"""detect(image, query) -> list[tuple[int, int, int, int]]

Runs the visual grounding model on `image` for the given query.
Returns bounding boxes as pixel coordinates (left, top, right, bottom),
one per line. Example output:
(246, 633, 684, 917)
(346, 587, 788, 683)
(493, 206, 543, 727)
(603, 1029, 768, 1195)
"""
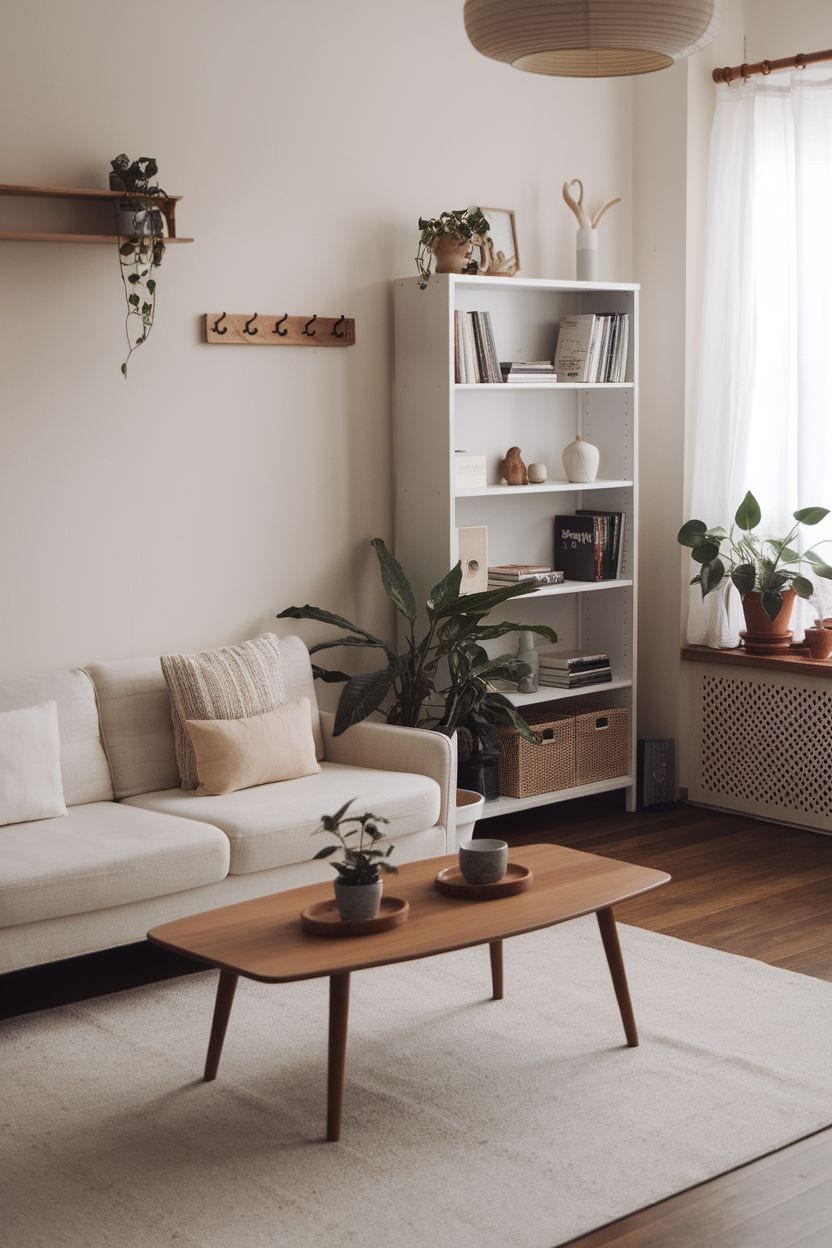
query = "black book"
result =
(553, 515, 602, 581)
(576, 509, 624, 579)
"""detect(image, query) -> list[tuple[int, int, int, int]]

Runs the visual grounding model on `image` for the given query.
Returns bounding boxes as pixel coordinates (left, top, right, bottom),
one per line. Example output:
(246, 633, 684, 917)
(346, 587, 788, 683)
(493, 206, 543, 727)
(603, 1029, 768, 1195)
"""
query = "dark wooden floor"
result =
(3, 798, 832, 1246)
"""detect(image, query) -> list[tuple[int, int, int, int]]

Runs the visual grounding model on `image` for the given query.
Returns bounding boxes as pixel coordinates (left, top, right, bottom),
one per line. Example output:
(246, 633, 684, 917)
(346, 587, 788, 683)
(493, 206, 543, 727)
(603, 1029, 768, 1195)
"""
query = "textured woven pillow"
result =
(161, 634, 287, 789)
(184, 699, 320, 795)
(0, 701, 68, 826)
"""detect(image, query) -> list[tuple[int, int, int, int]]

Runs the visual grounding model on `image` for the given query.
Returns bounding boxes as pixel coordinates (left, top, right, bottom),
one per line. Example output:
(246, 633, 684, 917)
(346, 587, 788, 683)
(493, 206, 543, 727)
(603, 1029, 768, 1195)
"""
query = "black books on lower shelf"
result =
(537, 648, 613, 688)
(553, 512, 624, 581)
(454, 311, 501, 383)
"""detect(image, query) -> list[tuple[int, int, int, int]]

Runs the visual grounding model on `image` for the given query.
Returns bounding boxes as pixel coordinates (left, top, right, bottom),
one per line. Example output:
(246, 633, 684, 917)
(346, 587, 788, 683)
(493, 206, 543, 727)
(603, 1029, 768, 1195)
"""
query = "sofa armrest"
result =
(320, 712, 456, 843)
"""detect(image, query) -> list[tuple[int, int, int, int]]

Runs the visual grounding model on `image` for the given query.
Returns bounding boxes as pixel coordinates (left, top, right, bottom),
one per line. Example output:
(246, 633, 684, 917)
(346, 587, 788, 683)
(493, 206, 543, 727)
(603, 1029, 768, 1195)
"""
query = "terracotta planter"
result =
(431, 235, 472, 274)
(804, 627, 832, 661)
(740, 588, 796, 655)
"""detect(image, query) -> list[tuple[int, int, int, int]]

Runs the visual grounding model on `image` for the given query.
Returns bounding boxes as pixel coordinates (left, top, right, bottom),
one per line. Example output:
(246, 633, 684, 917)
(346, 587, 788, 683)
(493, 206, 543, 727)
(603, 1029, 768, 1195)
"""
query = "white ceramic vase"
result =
(562, 434, 600, 483)
(528, 462, 547, 484)
(576, 227, 598, 281)
(334, 878, 383, 922)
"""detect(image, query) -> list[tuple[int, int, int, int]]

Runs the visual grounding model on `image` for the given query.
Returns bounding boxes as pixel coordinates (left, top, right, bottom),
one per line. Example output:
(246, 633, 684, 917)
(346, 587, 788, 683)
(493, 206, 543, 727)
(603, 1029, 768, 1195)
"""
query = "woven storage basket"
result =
(496, 706, 575, 798)
(573, 703, 631, 784)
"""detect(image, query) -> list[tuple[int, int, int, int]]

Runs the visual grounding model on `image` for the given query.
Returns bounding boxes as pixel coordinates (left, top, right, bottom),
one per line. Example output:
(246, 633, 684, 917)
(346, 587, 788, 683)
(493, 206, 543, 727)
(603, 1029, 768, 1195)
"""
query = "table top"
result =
(148, 843, 670, 983)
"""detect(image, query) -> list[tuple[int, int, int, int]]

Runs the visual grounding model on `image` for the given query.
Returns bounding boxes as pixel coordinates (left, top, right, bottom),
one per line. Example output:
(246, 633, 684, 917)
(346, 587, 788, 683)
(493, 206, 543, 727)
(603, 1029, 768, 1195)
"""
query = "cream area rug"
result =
(4, 919, 832, 1248)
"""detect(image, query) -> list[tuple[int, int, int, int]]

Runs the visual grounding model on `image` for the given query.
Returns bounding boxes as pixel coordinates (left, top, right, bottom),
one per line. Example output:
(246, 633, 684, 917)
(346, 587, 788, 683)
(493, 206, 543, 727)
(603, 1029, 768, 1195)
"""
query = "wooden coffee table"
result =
(149, 842, 669, 1141)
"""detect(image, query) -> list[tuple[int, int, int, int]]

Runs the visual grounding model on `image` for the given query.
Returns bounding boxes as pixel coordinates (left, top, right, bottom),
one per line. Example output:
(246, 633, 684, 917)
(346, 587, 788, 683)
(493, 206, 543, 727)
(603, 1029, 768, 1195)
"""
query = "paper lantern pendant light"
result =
(464, 0, 718, 78)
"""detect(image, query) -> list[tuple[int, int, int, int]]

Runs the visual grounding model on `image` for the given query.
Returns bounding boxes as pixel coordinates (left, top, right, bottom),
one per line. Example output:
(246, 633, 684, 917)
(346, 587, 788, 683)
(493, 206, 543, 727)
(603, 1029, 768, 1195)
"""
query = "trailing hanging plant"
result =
(110, 155, 166, 377)
(416, 206, 490, 287)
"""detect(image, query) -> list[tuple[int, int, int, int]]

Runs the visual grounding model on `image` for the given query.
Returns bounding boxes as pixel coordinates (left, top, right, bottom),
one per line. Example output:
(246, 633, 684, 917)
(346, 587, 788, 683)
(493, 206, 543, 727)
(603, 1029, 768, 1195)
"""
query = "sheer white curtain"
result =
(687, 71, 832, 646)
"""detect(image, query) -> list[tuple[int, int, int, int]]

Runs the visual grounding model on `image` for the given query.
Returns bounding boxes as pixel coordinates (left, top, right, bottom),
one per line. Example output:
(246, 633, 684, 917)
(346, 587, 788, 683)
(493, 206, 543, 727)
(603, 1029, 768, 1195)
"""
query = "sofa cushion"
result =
(185, 699, 321, 795)
(0, 701, 67, 826)
(124, 762, 441, 876)
(0, 669, 112, 806)
(0, 801, 230, 928)
(86, 635, 322, 800)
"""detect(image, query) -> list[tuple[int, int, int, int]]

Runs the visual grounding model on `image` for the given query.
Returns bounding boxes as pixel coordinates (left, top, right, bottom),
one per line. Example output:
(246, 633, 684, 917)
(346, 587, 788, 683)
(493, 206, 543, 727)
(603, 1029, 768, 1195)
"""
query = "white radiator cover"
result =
(688, 664, 832, 832)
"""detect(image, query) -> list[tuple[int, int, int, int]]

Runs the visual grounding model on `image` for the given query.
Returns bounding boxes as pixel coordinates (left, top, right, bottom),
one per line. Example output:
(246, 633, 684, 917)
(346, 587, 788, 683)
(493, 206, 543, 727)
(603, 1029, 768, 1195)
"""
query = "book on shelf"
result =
(538, 648, 610, 671)
(454, 310, 500, 383)
(500, 361, 557, 384)
(538, 668, 613, 688)
(489, 563, 553, 576)
(553, 313, 630, 383)
(575, 509, 625, 579)
(553, 513, 623, 582)
(488, 569, 565, 587)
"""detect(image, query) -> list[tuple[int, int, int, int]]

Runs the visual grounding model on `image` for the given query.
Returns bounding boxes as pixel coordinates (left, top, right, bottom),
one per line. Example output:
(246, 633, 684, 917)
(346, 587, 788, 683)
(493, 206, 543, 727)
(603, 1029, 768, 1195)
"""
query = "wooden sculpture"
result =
(562, 179, 622, 230)
(499, 447, 528, 485)
(474, 233, 519, 277)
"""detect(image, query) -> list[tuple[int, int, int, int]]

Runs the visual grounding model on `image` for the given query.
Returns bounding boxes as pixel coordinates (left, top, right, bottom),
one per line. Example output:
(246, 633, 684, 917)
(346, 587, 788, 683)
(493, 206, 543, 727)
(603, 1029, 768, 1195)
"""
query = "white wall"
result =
(0, 0, 632, 680)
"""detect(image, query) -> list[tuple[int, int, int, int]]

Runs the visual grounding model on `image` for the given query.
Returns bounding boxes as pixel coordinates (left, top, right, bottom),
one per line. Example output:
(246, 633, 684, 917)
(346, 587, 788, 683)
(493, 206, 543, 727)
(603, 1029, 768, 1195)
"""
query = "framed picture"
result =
(480, 207, 520, 276)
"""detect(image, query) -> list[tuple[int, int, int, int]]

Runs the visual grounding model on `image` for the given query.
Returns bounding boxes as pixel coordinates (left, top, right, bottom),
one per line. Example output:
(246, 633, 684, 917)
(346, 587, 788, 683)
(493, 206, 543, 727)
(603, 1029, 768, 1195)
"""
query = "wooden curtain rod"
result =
(713, 47, 832, 84)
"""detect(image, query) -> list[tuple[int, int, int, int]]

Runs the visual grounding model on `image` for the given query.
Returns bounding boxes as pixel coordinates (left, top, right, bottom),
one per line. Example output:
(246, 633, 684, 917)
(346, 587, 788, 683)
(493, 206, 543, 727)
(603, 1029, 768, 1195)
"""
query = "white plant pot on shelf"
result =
(454, 788, 486, 851)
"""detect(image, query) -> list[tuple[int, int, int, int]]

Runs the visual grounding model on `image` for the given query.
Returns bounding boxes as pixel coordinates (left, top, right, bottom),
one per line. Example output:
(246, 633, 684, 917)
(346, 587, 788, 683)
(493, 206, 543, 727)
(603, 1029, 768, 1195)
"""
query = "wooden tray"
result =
(300, 896, 409, 937)
(435, 862, 533, 900)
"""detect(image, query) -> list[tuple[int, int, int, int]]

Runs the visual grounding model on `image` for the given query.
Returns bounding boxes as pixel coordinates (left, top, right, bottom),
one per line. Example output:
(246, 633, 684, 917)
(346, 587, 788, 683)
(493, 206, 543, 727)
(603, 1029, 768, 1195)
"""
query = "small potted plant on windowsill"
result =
(804, 595, 832, 660)
(678, 490, 832, 654)
(313, 800, 397, 922)
(416, 207, 490, 286)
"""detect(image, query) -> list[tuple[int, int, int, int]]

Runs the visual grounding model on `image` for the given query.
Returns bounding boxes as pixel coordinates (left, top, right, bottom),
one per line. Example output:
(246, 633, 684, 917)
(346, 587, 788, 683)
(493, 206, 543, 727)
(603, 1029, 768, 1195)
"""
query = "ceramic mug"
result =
(459, 838, 508, 885)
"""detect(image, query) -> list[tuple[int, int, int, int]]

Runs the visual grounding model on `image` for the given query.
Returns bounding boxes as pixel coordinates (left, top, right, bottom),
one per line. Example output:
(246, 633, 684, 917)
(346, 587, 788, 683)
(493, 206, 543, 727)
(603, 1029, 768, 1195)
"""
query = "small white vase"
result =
(562, 434, 600, 483)
(528, 462, 547, 484)
(334, 879, 383, 922)
(576, 227, 598, 281)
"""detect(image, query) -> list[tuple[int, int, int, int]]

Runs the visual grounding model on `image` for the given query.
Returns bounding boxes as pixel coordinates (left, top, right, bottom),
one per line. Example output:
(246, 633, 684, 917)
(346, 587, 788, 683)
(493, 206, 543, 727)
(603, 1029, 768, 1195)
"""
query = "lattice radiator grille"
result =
(689, 669, 832, 830)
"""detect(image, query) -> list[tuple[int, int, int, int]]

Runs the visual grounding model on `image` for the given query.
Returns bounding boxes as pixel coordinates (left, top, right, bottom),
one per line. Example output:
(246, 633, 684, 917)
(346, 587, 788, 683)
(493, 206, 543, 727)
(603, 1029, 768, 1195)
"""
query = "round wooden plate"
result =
(435, 862, 533, 900)
(300, 896, 409, 938)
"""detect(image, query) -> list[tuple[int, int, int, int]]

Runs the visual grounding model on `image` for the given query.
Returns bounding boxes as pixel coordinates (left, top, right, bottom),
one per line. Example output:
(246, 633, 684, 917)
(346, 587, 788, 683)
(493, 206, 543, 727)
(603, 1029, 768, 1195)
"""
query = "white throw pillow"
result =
(0, 701, 68, 826)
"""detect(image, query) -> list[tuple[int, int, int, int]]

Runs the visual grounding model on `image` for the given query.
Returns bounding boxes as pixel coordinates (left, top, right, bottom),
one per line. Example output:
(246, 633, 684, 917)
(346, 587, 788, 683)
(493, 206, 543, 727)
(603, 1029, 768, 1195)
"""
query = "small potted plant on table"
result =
(678, 491, 832, 654)
(313, 800, 397, 922)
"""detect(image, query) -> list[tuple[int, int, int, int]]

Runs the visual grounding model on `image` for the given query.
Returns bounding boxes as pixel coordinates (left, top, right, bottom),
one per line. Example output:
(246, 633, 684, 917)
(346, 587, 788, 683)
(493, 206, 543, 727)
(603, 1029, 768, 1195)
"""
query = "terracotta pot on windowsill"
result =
(740, 588, 796, 655)
(804, 626, 832, 661)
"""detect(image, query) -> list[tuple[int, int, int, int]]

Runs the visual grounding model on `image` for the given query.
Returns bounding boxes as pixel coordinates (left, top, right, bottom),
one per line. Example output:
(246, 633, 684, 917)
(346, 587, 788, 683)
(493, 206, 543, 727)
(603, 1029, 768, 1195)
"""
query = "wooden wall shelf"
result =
(681, 644, 832, 679)
(0, 183, 192, 244)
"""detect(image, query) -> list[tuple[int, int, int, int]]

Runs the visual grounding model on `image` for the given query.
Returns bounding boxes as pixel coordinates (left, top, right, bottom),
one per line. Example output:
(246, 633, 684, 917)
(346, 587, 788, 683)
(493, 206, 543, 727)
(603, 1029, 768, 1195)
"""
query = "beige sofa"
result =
(0, 636, 454, 973)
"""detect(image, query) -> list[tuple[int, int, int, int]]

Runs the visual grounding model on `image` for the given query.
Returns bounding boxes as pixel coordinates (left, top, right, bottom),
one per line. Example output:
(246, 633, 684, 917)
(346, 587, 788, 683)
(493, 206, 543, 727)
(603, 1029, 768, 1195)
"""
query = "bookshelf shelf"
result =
(455, 382, 633, 391)
(393, 273, 639, 817)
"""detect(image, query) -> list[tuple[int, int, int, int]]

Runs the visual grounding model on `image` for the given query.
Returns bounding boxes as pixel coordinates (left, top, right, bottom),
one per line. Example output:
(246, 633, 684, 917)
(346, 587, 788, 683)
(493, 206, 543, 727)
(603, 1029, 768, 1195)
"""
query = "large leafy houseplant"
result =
(277, 538, 556, 747)
(110, 154, 166, 377)
(678, 490, 832, 621)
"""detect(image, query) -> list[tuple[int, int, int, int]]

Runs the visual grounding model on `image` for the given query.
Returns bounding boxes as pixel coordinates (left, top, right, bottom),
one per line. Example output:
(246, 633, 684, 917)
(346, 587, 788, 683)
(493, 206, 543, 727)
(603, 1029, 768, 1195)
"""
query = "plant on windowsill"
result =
(312, 800, 397, 921)
(109, 154, 167, 377)
(678, 490, 832, 655)
(416, 207, 490, 287)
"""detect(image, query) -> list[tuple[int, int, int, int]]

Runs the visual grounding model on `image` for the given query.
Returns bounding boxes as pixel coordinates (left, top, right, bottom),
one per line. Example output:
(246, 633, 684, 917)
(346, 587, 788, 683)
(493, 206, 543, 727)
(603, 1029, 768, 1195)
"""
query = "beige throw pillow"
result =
(161, 634, 287, 789)
(0, 701, 68, 826)
(184, 699, 321, 795)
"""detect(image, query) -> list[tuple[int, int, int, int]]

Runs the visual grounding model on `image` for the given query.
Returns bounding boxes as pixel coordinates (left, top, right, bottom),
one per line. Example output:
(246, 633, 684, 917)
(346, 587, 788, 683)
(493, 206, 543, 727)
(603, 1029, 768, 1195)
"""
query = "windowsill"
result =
(681, 644, 832, 678)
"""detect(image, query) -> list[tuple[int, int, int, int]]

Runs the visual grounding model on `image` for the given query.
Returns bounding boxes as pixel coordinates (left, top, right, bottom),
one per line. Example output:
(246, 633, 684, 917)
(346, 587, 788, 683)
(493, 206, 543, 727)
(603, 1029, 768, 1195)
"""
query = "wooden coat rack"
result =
(203, 312, 356, 347)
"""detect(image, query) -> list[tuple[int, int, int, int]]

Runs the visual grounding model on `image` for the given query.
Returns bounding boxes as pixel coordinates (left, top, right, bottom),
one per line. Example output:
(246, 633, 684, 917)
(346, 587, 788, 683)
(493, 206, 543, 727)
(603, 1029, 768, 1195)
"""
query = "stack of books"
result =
(499, 361, 557, 385)
(537, 649, 612, 688)
(553, 313, 630, 383)
(488, 564, 565, 588)
(553, 511, 624, 582)
(454, 311, 501, 383)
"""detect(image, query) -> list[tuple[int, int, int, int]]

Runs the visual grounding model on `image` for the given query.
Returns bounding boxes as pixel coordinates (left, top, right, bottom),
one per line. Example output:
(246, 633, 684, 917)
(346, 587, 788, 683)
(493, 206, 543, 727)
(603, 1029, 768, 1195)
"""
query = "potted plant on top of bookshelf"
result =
(109, 154, 167, 377)
(277, 538, 556, 822)
(678, 490, 832, 654)
(416, 207, 490, 287)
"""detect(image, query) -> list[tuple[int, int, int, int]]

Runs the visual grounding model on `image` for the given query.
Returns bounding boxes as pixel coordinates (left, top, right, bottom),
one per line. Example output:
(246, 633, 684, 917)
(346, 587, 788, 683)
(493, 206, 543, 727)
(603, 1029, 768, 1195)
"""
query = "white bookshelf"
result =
(392, 273, 639, 818)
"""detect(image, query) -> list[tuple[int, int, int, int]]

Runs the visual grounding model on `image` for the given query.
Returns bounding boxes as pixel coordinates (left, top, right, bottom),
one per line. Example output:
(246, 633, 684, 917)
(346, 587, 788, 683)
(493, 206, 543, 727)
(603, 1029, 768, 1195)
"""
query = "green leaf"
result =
(792, 575, 814, 599)
(677, 519, 707, 547)
(804, 552, 832, 578)
(127, 273, 140, 284)
(313, 845, 338, 859)
(370, 538, 417, 621)
(277, 604, 395, 655)
(761, 590, 785, 621)
(128, 293, 140, 306)
(730, 563, 756, 595)
(432, 580, 539, 619)
(471, 621, 557, 643)
(700, 557, 725, 596)
(120, 362, 127, 377)
(328, 799, 355, 825)
(146, 278, 156, 293)
(735, 491, 761, 531)
(333, 667, 397, 735)
(119, 242, 135, 256)
(794, 506, 829, 525)
(691, 540, 721, 565)
(428, 562, 463, 611)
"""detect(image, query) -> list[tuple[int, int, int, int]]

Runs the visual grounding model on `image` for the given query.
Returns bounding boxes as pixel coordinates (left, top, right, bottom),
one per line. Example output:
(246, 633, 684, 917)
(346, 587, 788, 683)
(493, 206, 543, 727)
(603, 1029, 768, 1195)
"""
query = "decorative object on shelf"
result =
(454, 789, 486, 849)
(562, 434, 600, 483)
(454, 452, 488, 489)
(457, 525, 488, 594)
(528, 462, 548, 484)
(516, 632, 540, 693)
(312, 799, 398, 922)
(110, 155, 166, 377)
(499, 446, 528, 486)
(562, 180, 622, 281)
(464, 0, 717, 78)
(416, 207, 489, 287)
(678, 490, 832, 655)
(476, 207, 520, 276)
(278, 536, 555, 752)
(203, 312, 356, 348)
(434, 860, 532, 899)
(459, 837, 508, 885)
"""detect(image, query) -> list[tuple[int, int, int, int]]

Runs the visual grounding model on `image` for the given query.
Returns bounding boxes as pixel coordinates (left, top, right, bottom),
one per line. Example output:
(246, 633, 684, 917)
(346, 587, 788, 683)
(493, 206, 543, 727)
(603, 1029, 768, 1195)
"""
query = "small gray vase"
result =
(334, 879, 383, 922)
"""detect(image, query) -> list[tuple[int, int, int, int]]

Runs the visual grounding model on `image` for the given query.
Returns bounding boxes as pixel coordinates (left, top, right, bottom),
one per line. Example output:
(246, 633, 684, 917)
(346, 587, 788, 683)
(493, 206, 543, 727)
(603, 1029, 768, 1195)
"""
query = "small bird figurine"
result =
(499, 447, 528, 486)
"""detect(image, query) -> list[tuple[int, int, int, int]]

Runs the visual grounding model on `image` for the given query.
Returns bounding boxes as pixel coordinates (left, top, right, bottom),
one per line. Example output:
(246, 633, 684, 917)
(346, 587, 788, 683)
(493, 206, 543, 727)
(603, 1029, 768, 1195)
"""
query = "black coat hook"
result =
(331, 314, 346, 339)
(273, 313, 289, 336)
(211, 312, 228, 335)
(302, 314, 317, 337)
(243, 313, 259, 336)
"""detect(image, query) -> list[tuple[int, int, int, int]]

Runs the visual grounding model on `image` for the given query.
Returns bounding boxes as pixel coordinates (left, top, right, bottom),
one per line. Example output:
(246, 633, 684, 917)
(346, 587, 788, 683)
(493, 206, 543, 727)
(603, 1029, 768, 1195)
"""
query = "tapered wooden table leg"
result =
(596, 906, 639, 1047)
(327, 972, 351, 1142)
(489, 940, 504, 1000)
(204, 969, 238, 1081)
